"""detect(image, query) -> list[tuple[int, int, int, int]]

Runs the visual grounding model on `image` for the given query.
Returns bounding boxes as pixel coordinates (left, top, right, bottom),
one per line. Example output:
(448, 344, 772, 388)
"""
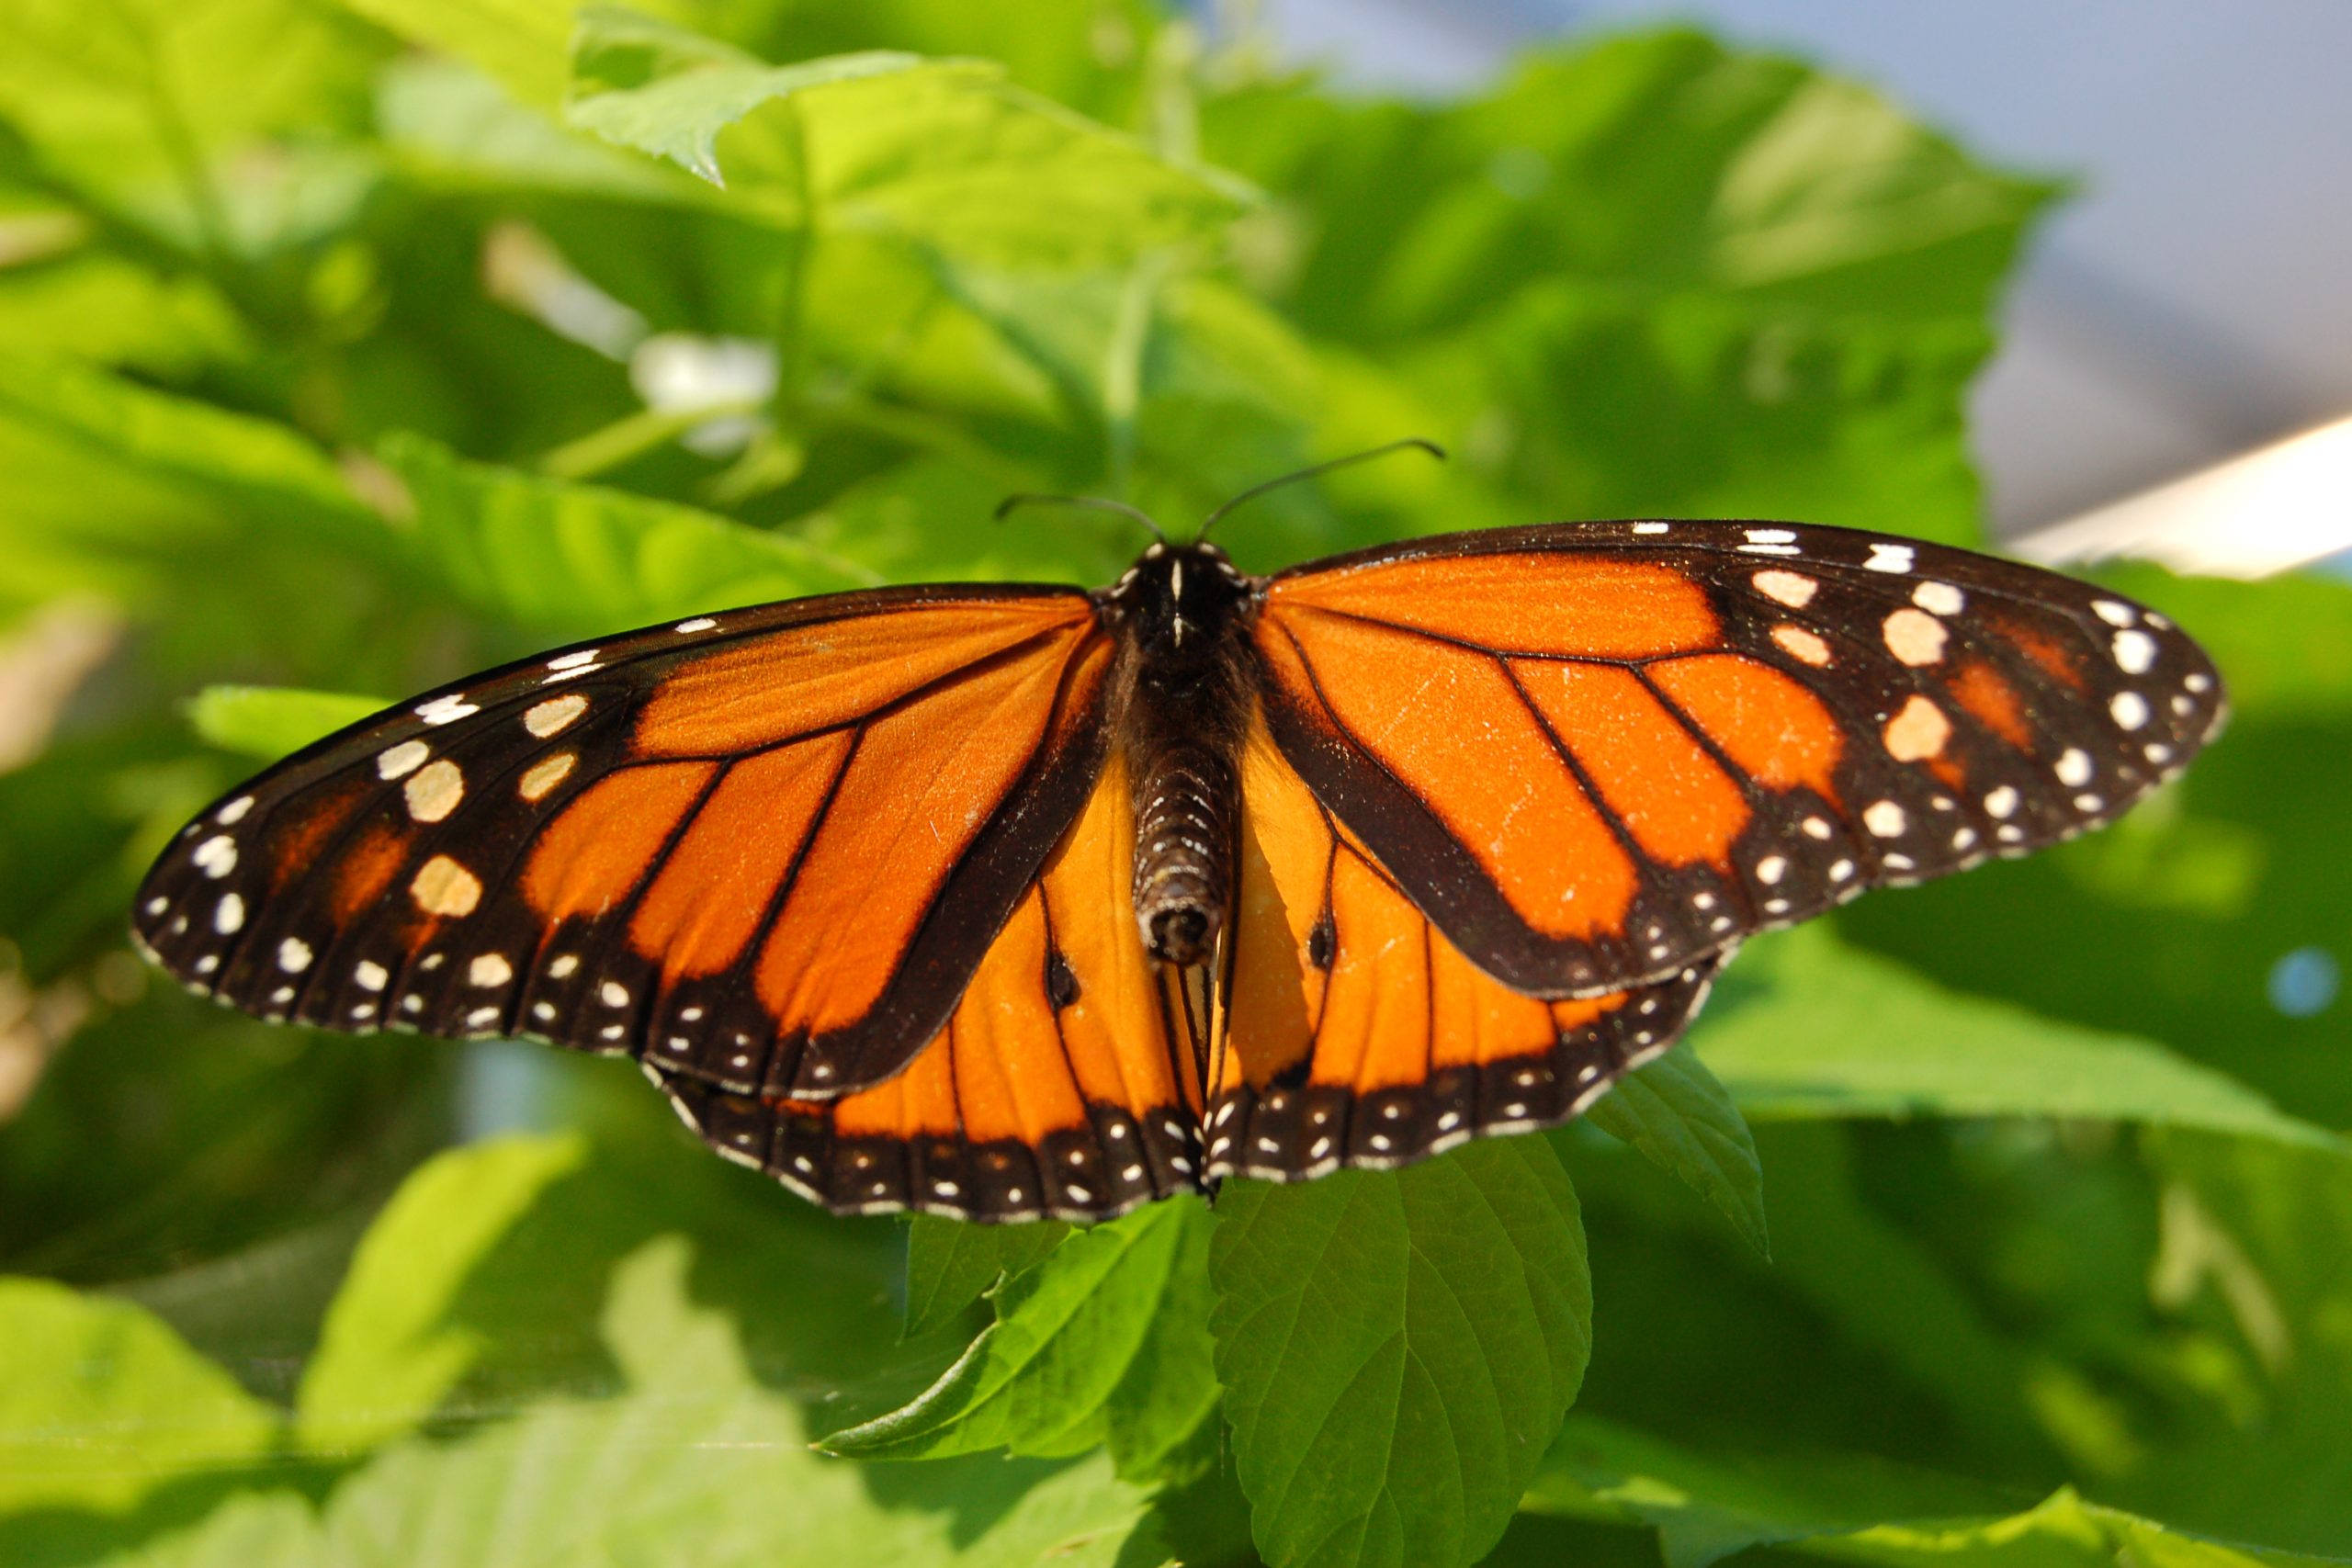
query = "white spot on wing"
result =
(1753, 569, 1817, 607)
(2110, 692, 2150, 730)
(215, 893, 245, 933)
(356, 960, 389, 992)
(411, 855, 481, 917)
(1912, 581, 1964, 615)
(416, 694, 479, 726)
(519, 751, 576, 801)
(2112, 629, 2157, 674)
(547, 649, 599, 671)
(405, 759, 465, 822)
(469, 953, 514, 987)
(217, 795, 254, 825)
(2092, 600, 2137, 627)
(674, 617, 718, 633)
(1865, 543, 1916, 573)
(1882, 607, 1948, 666)
(378, 739, 429, 780)
(193, 835, 238, 878)
(1863, 800, 1907, 838)
(1883, 695, 1951, 761)
(2055, 748, 2093, 787)
(525, 694, 588, 738)
(1772, 625, 1831, 666)
(278, 938, 312, 973)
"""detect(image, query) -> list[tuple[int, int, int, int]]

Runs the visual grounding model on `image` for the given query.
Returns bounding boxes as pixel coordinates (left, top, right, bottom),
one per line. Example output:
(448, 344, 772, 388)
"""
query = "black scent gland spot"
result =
(1306, 913, 1336, 970)
(1045, 949, 1080, 1010)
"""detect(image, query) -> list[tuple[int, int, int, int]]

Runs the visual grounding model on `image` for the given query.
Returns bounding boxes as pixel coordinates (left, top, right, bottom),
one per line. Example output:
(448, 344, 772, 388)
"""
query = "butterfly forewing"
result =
(1254, 520, 2224, 998)
(133, 585, 1114, 1100)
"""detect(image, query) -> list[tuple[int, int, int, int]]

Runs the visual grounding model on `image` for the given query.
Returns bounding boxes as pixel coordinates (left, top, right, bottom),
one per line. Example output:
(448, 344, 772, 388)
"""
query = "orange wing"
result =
(1201, 721, 1723, 1183)
(654, 752, 1204, 1221)
(133, 586, 1114, 1100)
(1253, 520, 2225, 996)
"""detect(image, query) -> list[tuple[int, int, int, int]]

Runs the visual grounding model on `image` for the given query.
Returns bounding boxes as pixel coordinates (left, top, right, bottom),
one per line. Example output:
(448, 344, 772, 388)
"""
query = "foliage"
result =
(0, 3, 2345, 1566)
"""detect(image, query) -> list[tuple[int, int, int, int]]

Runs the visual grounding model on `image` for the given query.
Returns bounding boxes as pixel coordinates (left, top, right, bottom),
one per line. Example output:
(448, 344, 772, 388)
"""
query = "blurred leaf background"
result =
(1, 2, 2346, 1565)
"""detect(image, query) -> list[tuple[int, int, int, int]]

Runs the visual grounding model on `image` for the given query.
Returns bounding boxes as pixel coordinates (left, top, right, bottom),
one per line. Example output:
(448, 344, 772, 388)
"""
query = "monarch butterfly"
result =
(132, 444, 2224, 1223)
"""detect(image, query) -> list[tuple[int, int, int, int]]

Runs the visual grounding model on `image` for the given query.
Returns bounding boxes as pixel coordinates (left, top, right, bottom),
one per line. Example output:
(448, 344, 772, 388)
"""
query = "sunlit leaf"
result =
(89, 1239, 1161, 1568)
(331, 0, 573, 110)
(188, 685, 386, 761)
(0, 1278, 280, 1515)
(565, 8, 1247, 265)
(0, 0, 380, 215)
(296, 1134, 587, 1453)
(1697, 929, 2340, 1149)
(379, 434, 876, 641)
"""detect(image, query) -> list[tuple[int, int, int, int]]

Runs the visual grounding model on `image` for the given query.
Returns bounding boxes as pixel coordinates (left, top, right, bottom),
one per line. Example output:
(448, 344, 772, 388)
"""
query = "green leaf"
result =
(96, 1237, 1161, 1568)
(565, 9, 1247, 265)
(378, 434, 876, 642)
(296, 1134, 587, 1454)
(901, 1214, 1069, 1339)
(0, 1277, 281, 1515)
(828, 1199, 1217, 1476)
(1099, 1214, 1222, 1487)
(1449, 282, 1997, 543)
(1204, 29, 2055, 547)
(188, 685, 386, 761)
(568, 14, 943, 187)
(1812, 1488, 2337, 1568)
(2090, 1134, 2352, 1554)
(1581, 1044, 1769, 1256)
(1524, 1414, 2020, 1568)
(1526, 1419, 2338, 1568)
(1213, 31, 2053, 345)
(0, 0, 379, 214)
(1697, 930, 2340, 1149)
(0, 352, 367, 523)
(332, 0, 574, 110)
(1209, 1139, 1591, 1568)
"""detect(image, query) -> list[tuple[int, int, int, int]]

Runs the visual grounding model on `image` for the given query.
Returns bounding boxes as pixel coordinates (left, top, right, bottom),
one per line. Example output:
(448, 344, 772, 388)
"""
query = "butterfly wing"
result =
(653, 750, 1206, 1221)
(133, 586, 1115, 1100)
(1251, 520, 2225, 996)
(1200, 720, 1724, 1184)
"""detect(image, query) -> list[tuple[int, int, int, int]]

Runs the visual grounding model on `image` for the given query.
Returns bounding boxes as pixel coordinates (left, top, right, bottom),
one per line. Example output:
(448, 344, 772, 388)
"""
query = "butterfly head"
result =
(1102, 540, 1256, 671)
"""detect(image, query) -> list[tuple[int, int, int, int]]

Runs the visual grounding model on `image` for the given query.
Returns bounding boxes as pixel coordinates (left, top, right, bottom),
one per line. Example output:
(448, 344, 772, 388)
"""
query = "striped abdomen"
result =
(1131, 740, 1237, 966)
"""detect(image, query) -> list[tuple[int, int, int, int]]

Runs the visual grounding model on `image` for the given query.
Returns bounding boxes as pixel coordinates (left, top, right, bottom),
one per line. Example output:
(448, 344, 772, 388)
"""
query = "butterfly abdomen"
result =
(1132, 739, 1236, 964)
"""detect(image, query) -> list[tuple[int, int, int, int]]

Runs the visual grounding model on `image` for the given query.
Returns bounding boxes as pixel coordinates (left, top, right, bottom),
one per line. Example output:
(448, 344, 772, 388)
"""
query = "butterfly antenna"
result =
(1193, 437, 1447, 543)
(993, 492, 1169, 547)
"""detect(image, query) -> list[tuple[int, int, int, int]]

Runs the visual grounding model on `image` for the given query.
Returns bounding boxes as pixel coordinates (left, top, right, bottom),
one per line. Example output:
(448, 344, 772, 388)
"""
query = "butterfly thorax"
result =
(1097, 541, 1261, 968)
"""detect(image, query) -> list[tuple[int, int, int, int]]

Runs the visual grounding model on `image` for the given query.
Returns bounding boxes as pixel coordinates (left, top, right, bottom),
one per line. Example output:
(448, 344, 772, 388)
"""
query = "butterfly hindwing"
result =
(1202, 721, 1724, 1184)
(654, 752, 1205, 1222)
(133, 586, 1114, 1100)
(1253, 520, 2224, 997)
